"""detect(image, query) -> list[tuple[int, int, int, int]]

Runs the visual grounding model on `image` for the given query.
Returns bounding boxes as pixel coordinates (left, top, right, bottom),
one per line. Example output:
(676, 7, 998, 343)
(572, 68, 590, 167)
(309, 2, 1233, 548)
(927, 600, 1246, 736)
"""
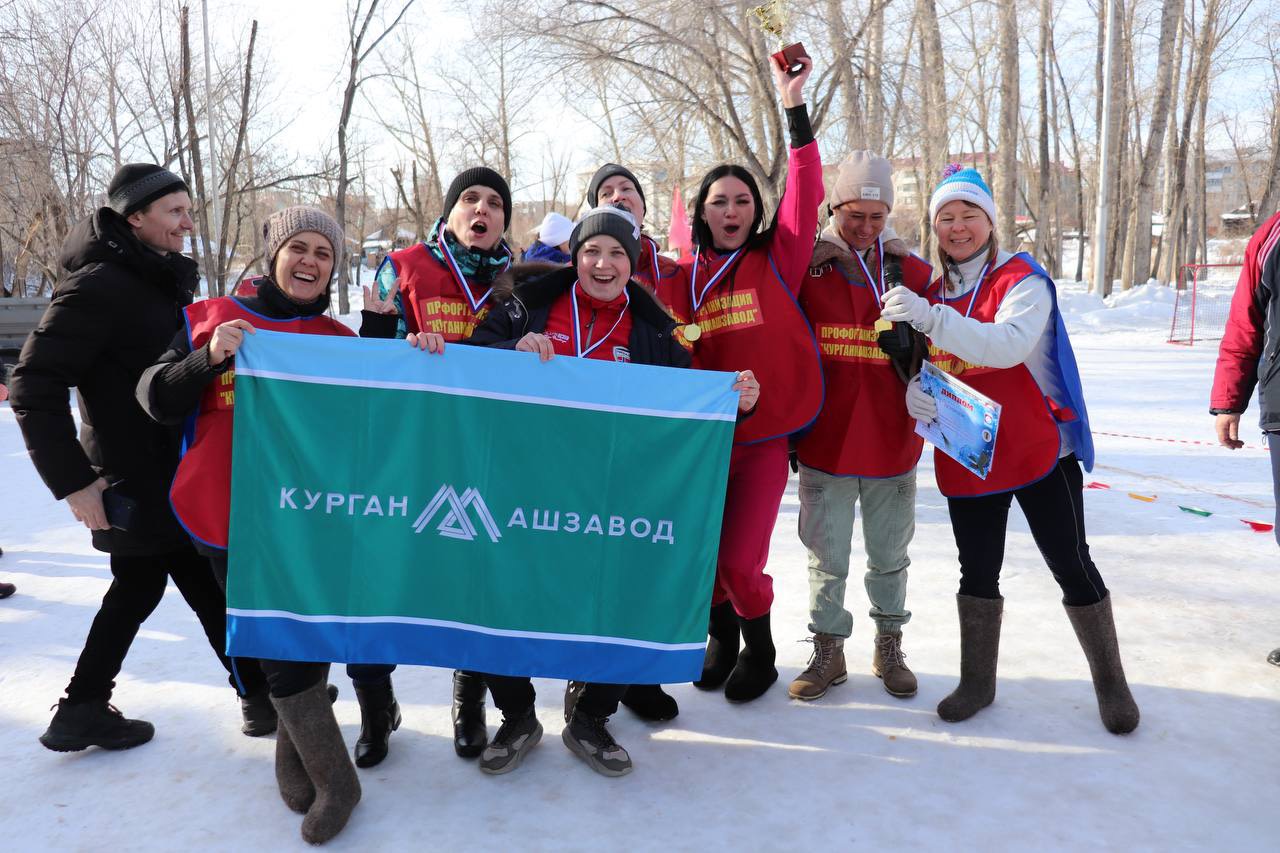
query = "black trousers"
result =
(484, 674, 626, 719)
(347, 663, 396, 687)
(207, 553, 327, 699)
(946, 455, 1107, 607)
(65, 545, 267, 703)
(1270, 433, 1279, 547)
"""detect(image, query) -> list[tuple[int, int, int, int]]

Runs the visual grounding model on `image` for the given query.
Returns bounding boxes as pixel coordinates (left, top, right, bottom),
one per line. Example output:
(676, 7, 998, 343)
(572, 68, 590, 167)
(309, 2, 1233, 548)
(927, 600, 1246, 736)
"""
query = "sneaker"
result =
(873, 631, 918, 698)
(240, 689, 278, 737)
(478, 708, 542, 775)
(39, 699, 155, 752)
(787, 634, 847, 700)
(562, 711, 632, 777)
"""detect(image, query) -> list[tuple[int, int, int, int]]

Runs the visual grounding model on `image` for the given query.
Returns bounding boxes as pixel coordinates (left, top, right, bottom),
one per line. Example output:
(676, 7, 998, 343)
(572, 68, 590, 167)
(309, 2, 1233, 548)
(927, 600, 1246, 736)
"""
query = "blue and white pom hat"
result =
(929, 164, 996, 225)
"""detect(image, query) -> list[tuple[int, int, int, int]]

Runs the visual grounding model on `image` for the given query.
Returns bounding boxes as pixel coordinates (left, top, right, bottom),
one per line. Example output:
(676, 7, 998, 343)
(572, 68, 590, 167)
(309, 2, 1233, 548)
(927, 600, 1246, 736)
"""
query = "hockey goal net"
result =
(1168, 263, 1242, 346)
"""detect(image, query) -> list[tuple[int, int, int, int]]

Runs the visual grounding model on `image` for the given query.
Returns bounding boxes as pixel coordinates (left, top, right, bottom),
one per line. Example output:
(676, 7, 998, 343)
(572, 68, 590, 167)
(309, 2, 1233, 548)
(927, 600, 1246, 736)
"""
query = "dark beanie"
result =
(587, 163, 646, 212)
(442, 167, 512, 231)
(108, 164, 189, 217)
(570, 206, 642, 272)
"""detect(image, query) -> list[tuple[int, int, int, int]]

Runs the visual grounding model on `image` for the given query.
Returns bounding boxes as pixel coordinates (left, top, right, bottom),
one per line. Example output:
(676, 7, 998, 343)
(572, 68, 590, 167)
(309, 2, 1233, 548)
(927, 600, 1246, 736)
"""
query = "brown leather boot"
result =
(873, 631, 918, 698)
(1064, 593, 1140, 734)
(787, 634, 847, 700)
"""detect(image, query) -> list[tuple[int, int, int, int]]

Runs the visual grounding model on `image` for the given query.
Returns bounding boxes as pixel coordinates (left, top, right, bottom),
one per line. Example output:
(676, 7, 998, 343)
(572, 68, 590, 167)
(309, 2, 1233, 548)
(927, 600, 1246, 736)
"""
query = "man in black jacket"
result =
(9, 163, 268, 751)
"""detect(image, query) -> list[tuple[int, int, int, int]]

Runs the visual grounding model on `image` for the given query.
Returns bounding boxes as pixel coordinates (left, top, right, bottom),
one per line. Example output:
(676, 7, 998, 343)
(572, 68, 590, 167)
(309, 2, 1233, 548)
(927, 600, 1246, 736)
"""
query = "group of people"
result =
(27, 46, 1280, 846)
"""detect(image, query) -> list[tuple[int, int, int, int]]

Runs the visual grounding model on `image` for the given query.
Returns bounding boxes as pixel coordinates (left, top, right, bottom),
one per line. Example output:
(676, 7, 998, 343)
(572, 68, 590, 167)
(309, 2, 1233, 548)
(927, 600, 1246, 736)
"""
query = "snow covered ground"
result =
(1, 281, 1276, 851)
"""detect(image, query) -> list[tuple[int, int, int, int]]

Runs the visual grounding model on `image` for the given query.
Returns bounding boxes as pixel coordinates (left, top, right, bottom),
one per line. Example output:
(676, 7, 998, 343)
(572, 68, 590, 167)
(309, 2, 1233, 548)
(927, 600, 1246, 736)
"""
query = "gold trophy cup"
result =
(749, 0, 808, 76)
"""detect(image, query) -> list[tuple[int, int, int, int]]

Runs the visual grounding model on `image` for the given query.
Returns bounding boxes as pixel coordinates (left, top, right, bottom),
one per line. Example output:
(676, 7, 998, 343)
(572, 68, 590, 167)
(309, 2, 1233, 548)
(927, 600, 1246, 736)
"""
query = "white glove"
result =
(881, 285, 933, 332)
(905, 374, 937, 423)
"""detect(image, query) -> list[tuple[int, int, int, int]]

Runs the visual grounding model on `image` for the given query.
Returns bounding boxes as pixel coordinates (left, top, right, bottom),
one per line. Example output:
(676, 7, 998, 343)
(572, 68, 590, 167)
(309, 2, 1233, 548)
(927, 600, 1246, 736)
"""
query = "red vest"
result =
(927, 255, 1061, 497)
(797, 248, 933, 477)
(170, 298, 354, 549)
(672, 248, 824, 444)
(387, 243, 493, 341)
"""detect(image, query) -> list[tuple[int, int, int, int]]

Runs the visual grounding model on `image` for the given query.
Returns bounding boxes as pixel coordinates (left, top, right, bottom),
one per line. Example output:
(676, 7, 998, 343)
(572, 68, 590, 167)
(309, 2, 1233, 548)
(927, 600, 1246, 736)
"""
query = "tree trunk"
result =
(995, 0, 1019, 247)
(915, 0, 948, 257)
(1034, 0, 1051, 261)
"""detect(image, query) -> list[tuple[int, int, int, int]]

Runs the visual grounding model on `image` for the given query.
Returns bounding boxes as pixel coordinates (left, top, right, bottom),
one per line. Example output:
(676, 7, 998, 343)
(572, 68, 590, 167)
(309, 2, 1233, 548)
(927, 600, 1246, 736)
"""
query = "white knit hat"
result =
(535, 212, 573, 247)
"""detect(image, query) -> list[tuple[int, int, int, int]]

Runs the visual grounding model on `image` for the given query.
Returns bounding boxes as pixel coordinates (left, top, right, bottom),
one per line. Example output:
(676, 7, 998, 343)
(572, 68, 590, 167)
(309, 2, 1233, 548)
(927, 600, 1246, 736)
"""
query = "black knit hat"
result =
(570, 206, 642, 273)
(108, 163, 189, 217)
(442, 167, 511, 231)
(587, 163, 646, 213)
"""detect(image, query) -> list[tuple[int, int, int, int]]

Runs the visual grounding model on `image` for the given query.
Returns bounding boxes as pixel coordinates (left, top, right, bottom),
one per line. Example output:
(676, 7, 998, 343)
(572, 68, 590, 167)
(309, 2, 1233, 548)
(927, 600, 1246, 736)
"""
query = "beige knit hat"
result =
(263, 206, 345, 277)
(829, 151, 894, 211)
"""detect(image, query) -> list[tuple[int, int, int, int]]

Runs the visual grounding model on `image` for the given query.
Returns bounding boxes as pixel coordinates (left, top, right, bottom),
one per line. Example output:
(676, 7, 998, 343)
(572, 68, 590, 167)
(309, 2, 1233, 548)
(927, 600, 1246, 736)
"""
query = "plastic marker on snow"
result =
(1178, 506, 1213, 517)
(1241, 519, 1275, 533)
(1086, 481, 1111, 490)
(1128, 492, 1157, 503)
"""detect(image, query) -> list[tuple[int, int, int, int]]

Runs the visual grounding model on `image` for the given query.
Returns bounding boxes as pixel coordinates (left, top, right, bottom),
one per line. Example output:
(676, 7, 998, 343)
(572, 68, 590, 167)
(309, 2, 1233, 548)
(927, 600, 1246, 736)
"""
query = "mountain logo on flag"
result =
(412, 485, 502, 543)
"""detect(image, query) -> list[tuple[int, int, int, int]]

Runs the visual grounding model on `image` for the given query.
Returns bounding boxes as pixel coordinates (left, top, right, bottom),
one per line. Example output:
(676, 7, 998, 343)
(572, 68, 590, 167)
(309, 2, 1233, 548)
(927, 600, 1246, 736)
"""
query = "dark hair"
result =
(692, 164, 777, 254)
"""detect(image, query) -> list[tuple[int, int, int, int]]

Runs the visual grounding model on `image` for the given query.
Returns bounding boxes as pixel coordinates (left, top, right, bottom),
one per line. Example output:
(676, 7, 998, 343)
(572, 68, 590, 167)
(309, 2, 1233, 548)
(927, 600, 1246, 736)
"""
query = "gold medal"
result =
(683, 323, 702, 342)
(874, 318, 894, 334)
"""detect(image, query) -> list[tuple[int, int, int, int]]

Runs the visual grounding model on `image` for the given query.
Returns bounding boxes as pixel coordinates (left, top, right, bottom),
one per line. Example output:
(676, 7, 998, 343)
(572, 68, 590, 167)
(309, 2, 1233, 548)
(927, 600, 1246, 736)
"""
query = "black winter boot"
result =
(39, 698, 154, 752)
(621, 684, 679, 721)
(724, 612, 778, 702)
(937, 595, 1003, 723)
(1269, 648, 1280, 667)
(240, 688, 278, 737)
(353, 680, 402, 768)
(451, 670, 488, 758)
(271, 683, 361, 845)
(0, 580, 15, 598)
(1064, 594, 1140, 734)
(693, 601, 740, 690)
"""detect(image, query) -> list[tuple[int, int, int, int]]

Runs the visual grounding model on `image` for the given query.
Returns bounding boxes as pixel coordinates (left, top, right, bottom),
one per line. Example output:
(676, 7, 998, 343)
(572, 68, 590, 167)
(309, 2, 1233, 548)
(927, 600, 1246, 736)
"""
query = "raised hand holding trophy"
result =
(750, 0, 808, 76)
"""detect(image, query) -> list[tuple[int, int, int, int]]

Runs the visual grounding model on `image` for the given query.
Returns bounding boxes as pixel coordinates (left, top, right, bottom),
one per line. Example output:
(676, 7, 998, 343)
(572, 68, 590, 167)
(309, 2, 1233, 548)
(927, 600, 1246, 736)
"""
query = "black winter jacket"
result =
(9, 209, 199, 556)
(468, 267, 691, 368)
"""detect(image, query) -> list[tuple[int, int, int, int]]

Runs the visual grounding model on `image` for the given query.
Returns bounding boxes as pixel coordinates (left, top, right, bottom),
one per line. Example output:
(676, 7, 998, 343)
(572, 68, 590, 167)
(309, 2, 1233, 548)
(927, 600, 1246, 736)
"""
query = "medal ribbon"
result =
(436, 220, 511, 314)
(689, 245, 745, 312)
(935, 259, 992, 318)
(570, 281, 630, 359)
(850, 237, 886, 306)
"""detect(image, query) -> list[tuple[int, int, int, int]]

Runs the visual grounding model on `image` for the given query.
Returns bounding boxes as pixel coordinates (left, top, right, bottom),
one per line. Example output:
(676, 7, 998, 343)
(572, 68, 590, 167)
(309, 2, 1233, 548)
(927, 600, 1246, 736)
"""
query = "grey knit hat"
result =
(570, 205, 642, 272)
(262, 206, 345, 276)
(108, 163, 189, 217)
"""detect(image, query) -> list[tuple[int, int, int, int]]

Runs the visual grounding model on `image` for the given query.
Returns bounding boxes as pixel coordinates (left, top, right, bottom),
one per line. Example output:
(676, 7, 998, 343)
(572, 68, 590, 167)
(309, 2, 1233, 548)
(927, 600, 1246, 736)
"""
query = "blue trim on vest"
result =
(1009, 252, 1094, 472)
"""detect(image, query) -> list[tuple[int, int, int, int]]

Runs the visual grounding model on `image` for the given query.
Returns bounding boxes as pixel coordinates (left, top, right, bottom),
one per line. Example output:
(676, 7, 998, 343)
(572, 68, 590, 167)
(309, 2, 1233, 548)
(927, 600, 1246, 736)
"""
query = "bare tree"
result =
(333, 0, 416, 314)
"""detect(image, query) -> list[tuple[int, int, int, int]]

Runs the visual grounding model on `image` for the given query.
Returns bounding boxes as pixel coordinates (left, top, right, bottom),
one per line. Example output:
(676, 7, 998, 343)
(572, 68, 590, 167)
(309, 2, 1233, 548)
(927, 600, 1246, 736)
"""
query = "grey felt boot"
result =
(274, 719, 314, 814)
(1064, 593, 1141, 734)
(271, 683, 362, 844)
(937, 595, 1003, 723)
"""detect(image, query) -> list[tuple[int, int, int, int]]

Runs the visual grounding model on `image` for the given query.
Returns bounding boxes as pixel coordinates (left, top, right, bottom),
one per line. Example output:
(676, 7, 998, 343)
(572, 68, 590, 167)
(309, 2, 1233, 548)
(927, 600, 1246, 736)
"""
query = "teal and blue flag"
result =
(225, 330, 736, 684)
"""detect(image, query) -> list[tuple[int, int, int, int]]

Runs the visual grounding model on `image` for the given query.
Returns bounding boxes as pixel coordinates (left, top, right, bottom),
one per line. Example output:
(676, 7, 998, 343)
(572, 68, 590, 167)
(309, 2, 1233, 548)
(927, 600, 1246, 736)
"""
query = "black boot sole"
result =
(39, 730, 154, 752)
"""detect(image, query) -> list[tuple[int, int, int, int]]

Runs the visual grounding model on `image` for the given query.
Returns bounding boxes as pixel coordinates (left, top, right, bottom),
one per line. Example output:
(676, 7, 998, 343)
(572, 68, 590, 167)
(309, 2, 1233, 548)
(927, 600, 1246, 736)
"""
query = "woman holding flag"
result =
(667, 52, 825, 703)
(465, 205, 760, 777)
(877, 166, 1140, 734)
(372, 166, 522, 766)
(136, 206, 437, 844)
